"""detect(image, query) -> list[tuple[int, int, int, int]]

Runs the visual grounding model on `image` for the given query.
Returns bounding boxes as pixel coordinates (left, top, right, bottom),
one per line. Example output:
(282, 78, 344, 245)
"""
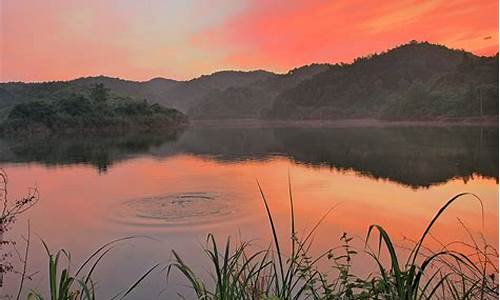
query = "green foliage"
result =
(188, 87, 272, 119)
(187, 64, 330, 120)
(28, 238, 157, 300)
(363, 193, 498, 300)
(7, 101, 56, 125)
(0, 86, 188, 136)
(2, 42, 494, 121)
(89, 83, 109, 104)
(168, 185, 498, 299)
(55, 95, 93, 116)
(11, 179, 498, 299)
(270, 42, 499, 120)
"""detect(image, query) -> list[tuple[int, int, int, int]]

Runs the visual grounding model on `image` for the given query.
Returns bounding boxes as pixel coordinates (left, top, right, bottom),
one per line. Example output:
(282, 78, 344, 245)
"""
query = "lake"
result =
(1, 124, 498, 299)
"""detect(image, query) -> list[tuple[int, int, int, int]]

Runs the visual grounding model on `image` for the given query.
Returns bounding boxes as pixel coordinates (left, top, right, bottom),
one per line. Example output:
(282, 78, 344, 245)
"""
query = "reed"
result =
(21, 182, 498, 299)
(28, 238, 158, 300)
(168, 186, 498, 299)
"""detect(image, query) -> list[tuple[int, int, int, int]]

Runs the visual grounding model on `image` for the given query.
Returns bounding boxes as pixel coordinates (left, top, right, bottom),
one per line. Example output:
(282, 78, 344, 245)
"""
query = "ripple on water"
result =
(113, 191, 244, 227)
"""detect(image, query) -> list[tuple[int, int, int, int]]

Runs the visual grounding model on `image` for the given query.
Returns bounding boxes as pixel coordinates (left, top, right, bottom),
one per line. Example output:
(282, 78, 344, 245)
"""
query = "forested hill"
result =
(0, 66, 331, 120)
(0, 76, 176, 119)
(0, 84, 188, 136)
(0, 70, 278, 118)
(1, 41, 498, 121)
(187, 64, 330, 119)
(269, 41, 499, 120)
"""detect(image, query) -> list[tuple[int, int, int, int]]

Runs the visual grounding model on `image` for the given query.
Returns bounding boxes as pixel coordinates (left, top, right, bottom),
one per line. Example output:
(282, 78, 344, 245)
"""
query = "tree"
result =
(90, 83, 109, 104)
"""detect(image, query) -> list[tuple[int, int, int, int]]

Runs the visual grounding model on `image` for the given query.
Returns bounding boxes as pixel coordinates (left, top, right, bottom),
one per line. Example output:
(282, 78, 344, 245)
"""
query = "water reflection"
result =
(113, 191, 248, 227)
(1, 125, 497, 300)
(273, 127, 498, 188)
(0, 126, 497, 188)
(0, 131, 182, 173)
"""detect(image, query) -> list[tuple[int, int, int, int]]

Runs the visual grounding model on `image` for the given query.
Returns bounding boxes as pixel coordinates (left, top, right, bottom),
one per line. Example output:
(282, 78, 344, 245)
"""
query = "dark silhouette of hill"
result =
(0, 42, 497, 121)
(163, 70, 276, 112)
(188, 64, 330, 119)
(0, 65, 327, 119)
(0, 70, 277, 116)
(0, 76, 177, 117)
(270, 41, 498, 119)
(0, 84, 188, 136)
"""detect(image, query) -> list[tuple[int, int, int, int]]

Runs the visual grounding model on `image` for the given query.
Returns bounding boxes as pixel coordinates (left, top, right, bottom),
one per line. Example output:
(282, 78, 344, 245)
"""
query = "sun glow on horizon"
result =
(1, 0, 498, 82)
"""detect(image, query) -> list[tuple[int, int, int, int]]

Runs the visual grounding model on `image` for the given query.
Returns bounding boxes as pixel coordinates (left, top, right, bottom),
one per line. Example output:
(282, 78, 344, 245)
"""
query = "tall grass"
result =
(168, 185, 498, 299)
(27, 238, 158, 300)
(19, 182, 498, 299)
(364, 193, 496, 299)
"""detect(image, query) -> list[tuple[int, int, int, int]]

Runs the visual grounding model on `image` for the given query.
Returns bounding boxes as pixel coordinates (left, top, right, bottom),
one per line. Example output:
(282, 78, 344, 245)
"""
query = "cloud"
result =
(192, 0, 498, 72)
(2, 0, 498, 81)
(1, 0, 245, 81)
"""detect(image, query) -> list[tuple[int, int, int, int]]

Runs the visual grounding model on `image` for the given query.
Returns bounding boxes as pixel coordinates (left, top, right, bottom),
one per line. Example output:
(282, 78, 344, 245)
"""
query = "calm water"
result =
(1, 125, 498, 299)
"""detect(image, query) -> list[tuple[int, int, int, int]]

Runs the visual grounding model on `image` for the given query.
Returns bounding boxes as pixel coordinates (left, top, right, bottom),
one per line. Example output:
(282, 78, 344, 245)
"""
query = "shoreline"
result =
(189, 116, 499, 129)
(0, 122, 188, 139)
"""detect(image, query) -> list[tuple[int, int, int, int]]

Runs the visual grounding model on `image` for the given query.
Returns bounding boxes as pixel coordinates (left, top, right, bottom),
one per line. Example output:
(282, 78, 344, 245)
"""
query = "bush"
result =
(0, 87, 188, 136)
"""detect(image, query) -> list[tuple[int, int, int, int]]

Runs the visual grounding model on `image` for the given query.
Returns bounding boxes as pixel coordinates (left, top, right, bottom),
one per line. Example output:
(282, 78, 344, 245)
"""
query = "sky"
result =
(1, 0, 498, 82)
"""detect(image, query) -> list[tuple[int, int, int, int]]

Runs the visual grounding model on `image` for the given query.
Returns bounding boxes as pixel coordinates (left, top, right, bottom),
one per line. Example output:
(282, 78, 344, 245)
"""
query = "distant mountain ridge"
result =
(0, 66, 328, 119)
(270, 42, 498, 119)
(1, 41, 498, 121)
(188, 64, 330, 119)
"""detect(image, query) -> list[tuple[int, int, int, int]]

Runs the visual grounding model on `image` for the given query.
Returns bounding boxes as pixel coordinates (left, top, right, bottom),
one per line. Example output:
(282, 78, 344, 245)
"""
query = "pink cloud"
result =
(1, 0, 498, 81)
(192, 0, 498, 72)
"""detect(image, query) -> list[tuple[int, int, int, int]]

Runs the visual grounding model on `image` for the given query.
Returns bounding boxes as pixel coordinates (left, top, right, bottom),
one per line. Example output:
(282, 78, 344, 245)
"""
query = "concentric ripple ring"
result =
(114, 191, 242, 226)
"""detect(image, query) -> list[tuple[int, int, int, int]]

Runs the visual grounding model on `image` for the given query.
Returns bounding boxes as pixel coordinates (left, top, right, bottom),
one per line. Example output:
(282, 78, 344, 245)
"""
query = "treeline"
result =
(270, 41, 498, 120)
(0, 41, 498, 121)
(0, 84, 188, 136)
(187, 64, 330, 119)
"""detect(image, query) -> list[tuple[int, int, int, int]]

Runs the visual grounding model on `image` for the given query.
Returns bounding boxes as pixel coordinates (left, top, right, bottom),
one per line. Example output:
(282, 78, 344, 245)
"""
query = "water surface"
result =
(1, 125, 498, 299)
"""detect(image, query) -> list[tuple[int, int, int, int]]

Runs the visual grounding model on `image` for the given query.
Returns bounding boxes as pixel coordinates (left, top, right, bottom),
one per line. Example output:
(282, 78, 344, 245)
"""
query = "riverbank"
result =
(0, 99, 188, 137)
(0, 118, 188, 138)
(190, 116, 499, 129)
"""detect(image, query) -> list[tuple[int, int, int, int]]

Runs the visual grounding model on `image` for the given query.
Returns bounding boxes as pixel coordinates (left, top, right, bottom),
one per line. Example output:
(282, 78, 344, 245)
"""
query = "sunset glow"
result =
(5, 155, 498, 276)
(1, 0, 498, 82)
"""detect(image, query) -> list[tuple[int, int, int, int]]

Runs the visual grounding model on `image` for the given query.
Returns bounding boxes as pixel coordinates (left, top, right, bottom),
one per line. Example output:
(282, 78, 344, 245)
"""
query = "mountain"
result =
(0, 70, 277, 117)
(0, 41, 498, 121)
(160, 70, 276, 112)
(270, 41, 498, 120)
(0, 77, 170, 119)
(187, 64, 331, 119)
(0, 66, 323, 119)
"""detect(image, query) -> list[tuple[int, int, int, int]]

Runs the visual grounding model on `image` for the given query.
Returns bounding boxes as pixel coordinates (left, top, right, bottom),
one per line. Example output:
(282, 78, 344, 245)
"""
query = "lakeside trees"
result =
(0, 86, 188, 136)
(1, 42, 497, 121)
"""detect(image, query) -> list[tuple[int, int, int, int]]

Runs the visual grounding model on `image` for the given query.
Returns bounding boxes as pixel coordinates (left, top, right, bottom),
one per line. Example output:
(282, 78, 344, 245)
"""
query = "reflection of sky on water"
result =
(0, 126, 498, 299)
(0, 126, 497, 188)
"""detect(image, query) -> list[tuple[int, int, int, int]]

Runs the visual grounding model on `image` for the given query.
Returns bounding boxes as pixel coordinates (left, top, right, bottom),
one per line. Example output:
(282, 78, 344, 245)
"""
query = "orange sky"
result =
(1, 0, 498, 82)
